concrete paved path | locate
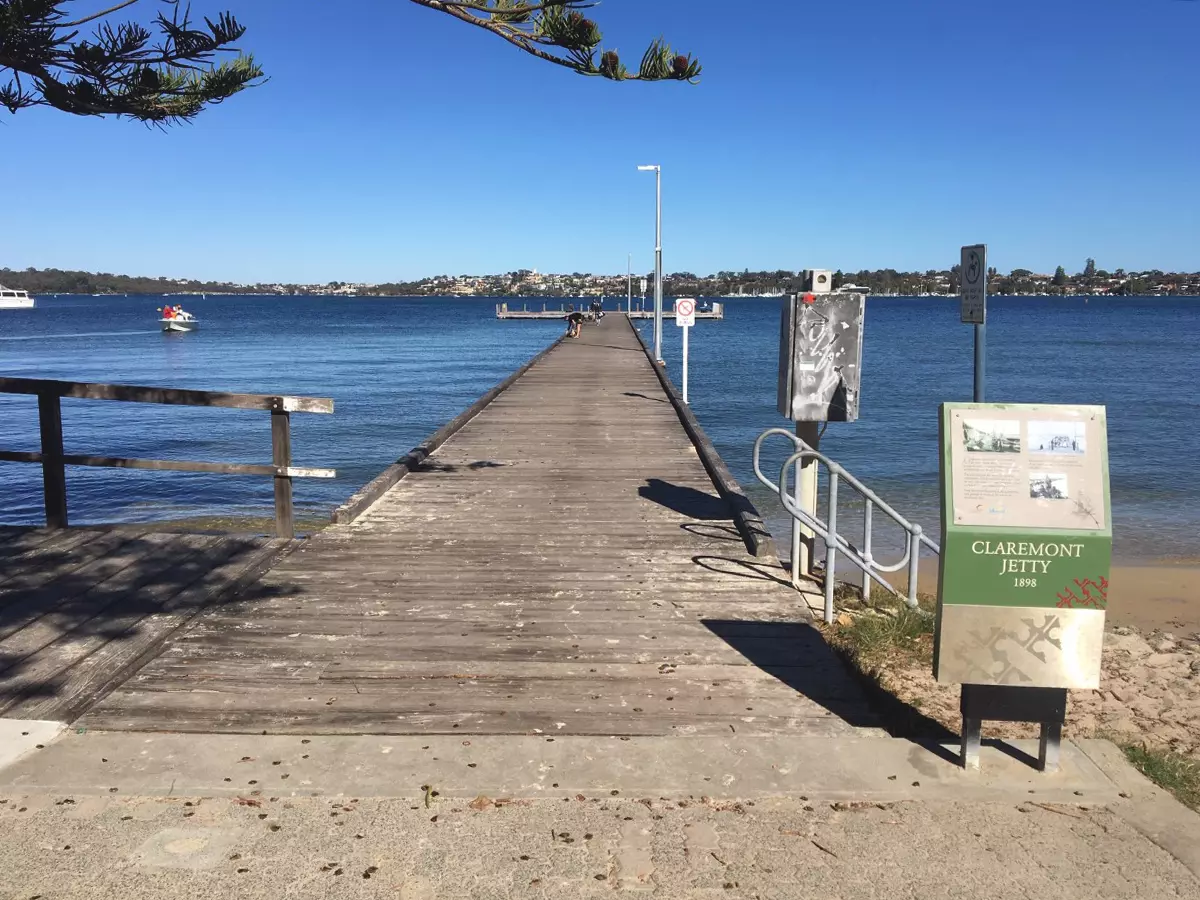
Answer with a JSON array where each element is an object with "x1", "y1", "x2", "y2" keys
[{"x1": 0, "y1": 732, "x2": 1198, "y2": 899}]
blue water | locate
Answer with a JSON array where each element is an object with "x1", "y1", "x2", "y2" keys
[
  {"x1": 1, "y1": 295, "x2": 1197, "y2": 561},
  {"x1": 636, "y1": 296, "x2": 1200, "y2": 563},
  {"x1": 0, "y1": 296, "x2": 559, "y2": 524}
]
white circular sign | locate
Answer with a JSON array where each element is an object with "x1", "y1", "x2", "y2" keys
[{"x1": 676, "y1": 299, "x2": 695, "y2": 317}]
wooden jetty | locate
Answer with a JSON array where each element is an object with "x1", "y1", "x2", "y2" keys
[
  {"x1": 0, "y1": 380, "x2": 336, "y2": 721},
  {"x1": 0, "y1": 526, "x2": 291, "y2": 722},
  {"x1": 1, "y1": 316, "x2": 874, "y2": 736},
  {"x1": 496, "y1": 301, "x2": 724, "y2": 320}
]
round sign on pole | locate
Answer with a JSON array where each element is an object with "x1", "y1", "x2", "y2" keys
[{"x1": 675, "y1": 298, "x2": 696, "y2": 327}]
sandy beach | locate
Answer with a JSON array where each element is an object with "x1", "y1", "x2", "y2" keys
[
  {"x1": 833, "y1": 559, "x2": 1200, "y2": 763},
  {"x1": 905, "y1": 559, "x2": 1200, "y2": 633},
  {"x1": 1108, "y1": 564, "x2": 1200, "y2": 632}
]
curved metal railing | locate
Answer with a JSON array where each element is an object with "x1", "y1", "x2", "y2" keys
[{"x1": 753, "y1": 427, "x2": 940, "y2": 624}]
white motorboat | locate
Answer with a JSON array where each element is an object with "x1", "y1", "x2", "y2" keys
[
  {"x1": 160, "y1": 307, "x2": 200, "y2": 332},
  {"x1": 0, "y1": 285, "x2": 34, "y2": 309}
]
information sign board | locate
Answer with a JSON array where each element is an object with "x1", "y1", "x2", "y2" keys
[{"x1": 934, "y1": 403, "x2": 1112, "y2": 689}]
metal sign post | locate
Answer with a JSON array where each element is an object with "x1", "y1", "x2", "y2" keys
[
  {"x1": 960, "y1": 244, "x2": 987, "y2": 402},
  {"x1": 675, "y1": 298, "x2": 696, "y2": 404}
]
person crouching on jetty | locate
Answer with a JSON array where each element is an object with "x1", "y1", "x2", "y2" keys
[
  {"x1": 566, "y1": 310, "x2": 585, "y2": 338},
  {"x1": 564, "y1": 304, "x2": 584, "y2": 338}
]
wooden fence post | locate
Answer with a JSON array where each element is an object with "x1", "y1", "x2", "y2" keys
[
  {"x1": 37, "y1": 393, "x2": 68, "y2": 528},
  {"x1": 271, "y1": 408, "x2": 294, "y2": 539}
]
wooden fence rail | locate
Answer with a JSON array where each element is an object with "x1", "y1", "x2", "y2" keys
[{"x1": 0, "y1": 377, "x2": 335, "y2": 538}]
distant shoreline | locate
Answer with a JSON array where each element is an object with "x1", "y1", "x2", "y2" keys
[{"x1": 26, "y1": 292, "x2": 1200, "y2": 301}]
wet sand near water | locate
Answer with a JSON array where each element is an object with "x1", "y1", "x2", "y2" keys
[
  {"x1": 901, "y1": 560, "x2": 1200, "y2": 633},
  {"x1": 1107, "y1": 565, "x2": 1200, "y2": 633}
]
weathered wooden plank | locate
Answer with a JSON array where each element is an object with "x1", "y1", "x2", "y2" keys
[
  {"x1": 0, "y1": 376, "x2": 333, "y2": 413},
  {"x1": 0, "y1": 528, "x2": 158, "y2": 616},
  {"x1": 82, "y1": 316, "x2": 868, "y2": 737},
  {"x1": 0, "y1": 533, "x2": 218, "y2": 659},
  {"x1": 11, "y1": 537, "x2": 293, "y2": 722},
  {"x1": 329, "y1": 334, "x2": 567, "y2": 525},
  {"x1": 0, "y1": 528, "x2": 124, "y2": 587},
  {"x1": 92, "y1": 682, "x2": 859, "y2": 722},
  {"x1": 0, "y1": 450, "x2": 334, "y2": 479},
  {"x1": 81, "y1": 706, "x2": 859, "y2": 737},
  {"x1": 0, "y1": 534, "x2": 228, "y2": 714},
  {"x1": 181, "y1": 616, "x2": 819, "y2": 642},
  {"x1": 156, "y1": 637, "x2": 828, "y2": 669},
  {"x1": 130, "y1": 656, "x2": 839, "y2": 685},
  {"x1": 271, "y1": 409, "x2": 295, "y2": 539},
  {"x1": 0, "y1": 526, "x2": 72, "y2": 557}
]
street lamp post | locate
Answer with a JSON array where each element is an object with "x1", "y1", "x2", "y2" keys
[{"x1": 637, "y1": 164, "x2": 663, "y2": 362}]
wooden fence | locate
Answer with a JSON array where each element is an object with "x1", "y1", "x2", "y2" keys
[{"x1": 0, "y1": 377, "x2": 335, "y2": 538}]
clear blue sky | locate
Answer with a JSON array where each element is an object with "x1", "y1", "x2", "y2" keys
[{"x1": 4, "y1": 0, "x2": 1198, "y2": 283}]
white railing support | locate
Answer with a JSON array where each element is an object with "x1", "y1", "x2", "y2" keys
[{"x1": 754, "y1": 427, "x2": 940, "y2": 624}]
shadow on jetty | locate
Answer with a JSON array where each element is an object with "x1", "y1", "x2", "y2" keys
[
  {"x1": 701, "y1": 619, "x2": 883, "y2": 729},
  {"x1": 638, "y1": 479, "x2": 730, "y2": 521}
]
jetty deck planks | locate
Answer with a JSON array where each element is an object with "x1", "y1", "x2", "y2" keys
[
  {"x1": 81, "y1": 318, "x2": 878, "y2": 735},
  {"x1": 0, "y1": 526, "x2": 290, "y2": 722}
]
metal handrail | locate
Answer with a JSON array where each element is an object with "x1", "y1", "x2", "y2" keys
[{"x1": 753, "y1": 427, "x2": 940, "y2": 624}]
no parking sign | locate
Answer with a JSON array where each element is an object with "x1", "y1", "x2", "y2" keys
[
  {"x1": 675, "y1": 298, "x2": 696, "y2": 327},
  {"x1": 674, "y1": 298, "x2": 697, "y2": 404}
]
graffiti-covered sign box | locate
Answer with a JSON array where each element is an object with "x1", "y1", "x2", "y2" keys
[
  {"x1": 934, "y1": 403, "x2": 1112, "y2": 689},
  {"x1": 776, "y1": 293, "x2": 864, "y2": 422}
]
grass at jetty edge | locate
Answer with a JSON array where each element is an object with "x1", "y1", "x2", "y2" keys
[
  {"x1": 819, "y1": 588, "x2": 944, "y2": 735},
  {"x1": 1122, "y1": 744, "x2": 1200, "y2": 812},
  {"x1": 822, "y1": 587, "x2": 937, "y2": 677}
]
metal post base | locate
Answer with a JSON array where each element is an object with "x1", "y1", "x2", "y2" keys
[
  {"x1": 959, "y1": 684, "x2": 1068, "y2": 773},
  {"x1": 961, "y1": 717, "x2": 982, "y2": 770},
  {"x1": 1038, "y1": 721, "x2": 1063, "y2": 773}
]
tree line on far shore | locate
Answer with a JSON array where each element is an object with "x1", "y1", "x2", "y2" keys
[{"x1": 5, "y1": 263, "x2": 1198, "y2": 299}]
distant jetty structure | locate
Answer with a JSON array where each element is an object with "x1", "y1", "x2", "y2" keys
[{"x1": 496, "y1": 300, "x2": 724, "y2": 320}]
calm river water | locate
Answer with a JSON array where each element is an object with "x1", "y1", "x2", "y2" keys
[{"x1": 1, "y1": 295, "x2": 1196, "y2": 562}]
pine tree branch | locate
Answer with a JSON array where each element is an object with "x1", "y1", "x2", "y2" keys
[
  {"x1": 59, "y1": 0, "x2": 142, "y2": 28},
  {"x1": 1, "y1": 0, "x2": 263, "y2": 122},
  {"x1": 419, "y1": 2, "x2": 593, "y2": 75},
  {"x1": 407, "y1": 0, "x2": 701, "y2": 82},
  {"x1": 1, "y1": 0, "x2": 699, "y2": 126}
]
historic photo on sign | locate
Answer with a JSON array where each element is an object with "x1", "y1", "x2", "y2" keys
[
  {"x1": 947, "y1": 405, "x2": 1108, "y2": 531},
  {"x1": 963, "y1": 420, "x2": 1021, "y2": 453},
  {"x1": 1029, "y1": 472, "x2": 1069, "y2": 500},
  {"x1": 1029, "y1": 420, "x2": 1086, "y2": 455}
]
